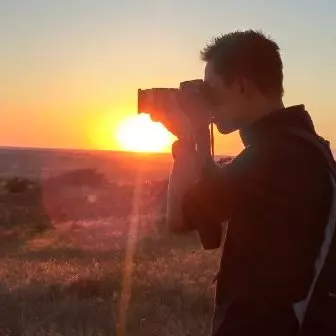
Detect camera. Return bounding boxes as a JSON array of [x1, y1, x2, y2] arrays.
[[137, 79, 216, 121]]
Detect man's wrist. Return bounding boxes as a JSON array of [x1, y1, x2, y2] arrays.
[[193, 126, 212, 165], [194, 127, 211, 153], [171, 138, 196, 160], [170, 125, 213, 173]]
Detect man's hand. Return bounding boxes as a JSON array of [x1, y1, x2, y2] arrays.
[[152, 86, 217, 237], [149, 87, 212, 143], [149, 90, 194, 141], [179, 80, 212, 135]]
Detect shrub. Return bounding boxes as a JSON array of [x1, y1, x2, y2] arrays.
[[47, 168, 109, 188], [4, 177, 30, 193]]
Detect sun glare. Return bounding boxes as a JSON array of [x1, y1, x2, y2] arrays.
[[116, 114, 172, 152]]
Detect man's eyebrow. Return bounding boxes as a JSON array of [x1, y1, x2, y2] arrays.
[[203, 80, 215, 89]]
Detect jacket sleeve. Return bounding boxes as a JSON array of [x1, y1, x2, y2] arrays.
[[181, 145, 267, 233], [166, 136, 222, 229], [182, 137, 331, 262], [182, 157, 239, 232]]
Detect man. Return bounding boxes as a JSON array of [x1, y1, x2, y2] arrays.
[[162, 30, 334, 335]]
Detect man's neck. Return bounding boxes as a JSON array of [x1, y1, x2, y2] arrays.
[[242, 98, 285, 130]]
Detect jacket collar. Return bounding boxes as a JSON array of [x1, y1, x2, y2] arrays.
[[239, 105, 316, 147]]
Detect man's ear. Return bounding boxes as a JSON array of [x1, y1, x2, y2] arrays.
[[240, 77, 255, 98], [233, 76, 246, 96]]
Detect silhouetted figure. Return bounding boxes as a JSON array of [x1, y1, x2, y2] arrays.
[[164, 30, 335, 336]]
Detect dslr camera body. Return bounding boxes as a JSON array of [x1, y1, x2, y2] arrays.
[[138, 79, 217, 131], [138, 79, 202, 114]]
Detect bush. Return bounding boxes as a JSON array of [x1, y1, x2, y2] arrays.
[[4, 177, 30, 193], [47, 168, 109, 188], [217, 157, 233, 166]]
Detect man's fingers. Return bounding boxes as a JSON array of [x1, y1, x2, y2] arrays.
[[147, 89, 195, 139], [150, 114, 160, 122]]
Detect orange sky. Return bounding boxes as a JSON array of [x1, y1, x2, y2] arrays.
[[1, 1, 335, 156]]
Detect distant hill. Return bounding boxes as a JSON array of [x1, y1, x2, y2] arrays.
[[0, 146, 231, 183], [0, 147, 171, 182], [0, 145, 334, 185]]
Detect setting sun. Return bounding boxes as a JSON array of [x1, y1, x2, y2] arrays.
[[116, 114, 173, 153]]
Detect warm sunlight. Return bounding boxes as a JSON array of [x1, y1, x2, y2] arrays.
[[116, 114, 173, 152]]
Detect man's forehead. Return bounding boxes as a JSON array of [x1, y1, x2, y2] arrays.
[[204, 62, 212, 81], [204, 61, 220, 86]]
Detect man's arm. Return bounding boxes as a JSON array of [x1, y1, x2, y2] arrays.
[[166, 128, 224, 249], [166, 139, 199, 234], [181, 153, 238, 251]]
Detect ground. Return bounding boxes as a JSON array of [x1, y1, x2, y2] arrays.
[[0, 214, 220, 336], [0, 149, 224, 336]]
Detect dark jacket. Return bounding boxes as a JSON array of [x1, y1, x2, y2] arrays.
[[182, 105, 333, 335]]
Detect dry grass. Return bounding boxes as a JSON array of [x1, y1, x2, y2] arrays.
[[0, 214, 220, 336]]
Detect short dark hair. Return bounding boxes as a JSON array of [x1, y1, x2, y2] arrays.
[[201, 30, 284, 97]]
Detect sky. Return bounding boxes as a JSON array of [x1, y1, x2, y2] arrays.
[[1, 0, 336, 156]]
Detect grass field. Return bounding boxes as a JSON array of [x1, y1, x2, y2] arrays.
[[0, 210, 220, 336], [0, 149, 223, 335]]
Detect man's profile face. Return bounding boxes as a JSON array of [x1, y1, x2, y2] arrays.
[[204, 61, 249, 134]]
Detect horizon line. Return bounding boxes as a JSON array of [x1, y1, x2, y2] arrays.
[[0, 145, 233, 157]]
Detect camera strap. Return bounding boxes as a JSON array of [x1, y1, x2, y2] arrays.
[[210, 121, 215, 159]]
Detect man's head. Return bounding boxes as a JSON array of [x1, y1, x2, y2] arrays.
[[201, 30, 284, 134]]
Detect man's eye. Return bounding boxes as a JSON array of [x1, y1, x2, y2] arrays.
[[201, 83, 220, 106]]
